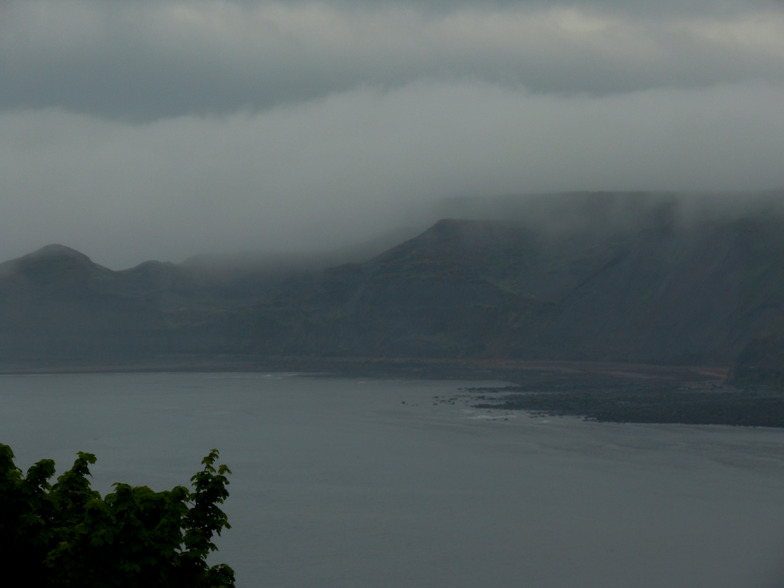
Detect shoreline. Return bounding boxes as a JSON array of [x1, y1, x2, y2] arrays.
[[464, 372, 784, 428], [6, 356, 779, 427], [0, 356, 730, 383]]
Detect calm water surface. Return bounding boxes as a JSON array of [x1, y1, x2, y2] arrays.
[[2, 372, 784, 587]]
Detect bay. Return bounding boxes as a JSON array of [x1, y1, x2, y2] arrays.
[[1, 372, 784, 587]]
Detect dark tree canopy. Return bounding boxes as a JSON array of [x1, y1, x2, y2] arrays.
[[0, 445, 234, 587]]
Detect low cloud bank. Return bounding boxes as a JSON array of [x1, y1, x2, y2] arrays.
[[2, 79, 783, 268]]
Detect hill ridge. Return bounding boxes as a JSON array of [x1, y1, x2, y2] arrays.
[[2, 193, 784, 386]]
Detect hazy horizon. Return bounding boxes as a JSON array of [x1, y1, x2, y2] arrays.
[[5, 188, 784, 271]]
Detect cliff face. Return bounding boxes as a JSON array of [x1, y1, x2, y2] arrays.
[[2, 193, 784, 376], [269, 211, 784, 365], [537, 221, 768, 363], [731, 315, 784, 389]]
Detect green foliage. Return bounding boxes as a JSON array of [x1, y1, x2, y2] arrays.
[[0, 445, 234, 587]]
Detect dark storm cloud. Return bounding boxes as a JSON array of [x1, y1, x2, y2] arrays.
[[1, 0, 782, 120], [1, 0, 783, 268]]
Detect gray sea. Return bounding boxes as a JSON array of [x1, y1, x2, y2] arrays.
[[2, 372, 784, 587]]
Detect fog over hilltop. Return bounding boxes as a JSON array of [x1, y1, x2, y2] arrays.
[[1, 0, 783, 268]]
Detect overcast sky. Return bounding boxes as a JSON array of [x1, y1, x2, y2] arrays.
[[2, 0, 783, 267]]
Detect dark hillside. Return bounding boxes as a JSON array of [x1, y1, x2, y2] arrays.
[[731, 314, 784, 389], [0, 246, 167, 363], [0, 245, 314, 366], [262, 219, 555, 357], [2, 192, 784, 382], [265, 206, 784, 366], [541, 219, 773, 363]]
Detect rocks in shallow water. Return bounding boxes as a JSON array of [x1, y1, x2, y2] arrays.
[[471, 376, 784, 428]]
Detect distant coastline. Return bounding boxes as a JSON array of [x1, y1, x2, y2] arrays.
[[3, 194, 784, 391], [0, 356, 727, 382], [7, 356, 779, 428]]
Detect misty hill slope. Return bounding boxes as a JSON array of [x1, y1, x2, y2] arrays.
[[264, 207, 784, 365], [543, 219, 779, 363], [2, 192, 784, 382], [0, 245, 318, 364], [267, 219, 552, 357], [0, 245, 165, 361], [268, 217, 624, 357]]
